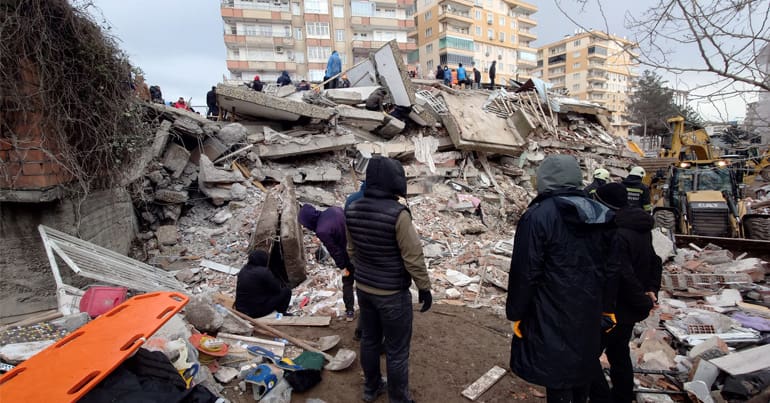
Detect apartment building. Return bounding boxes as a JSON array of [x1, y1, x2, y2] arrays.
[[221, 0, 416, 83], [409, 0, 538, 84], [534, 30, 638, 135]]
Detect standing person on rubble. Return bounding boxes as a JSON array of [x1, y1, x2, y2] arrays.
[[277, 70, 292, 87], [457, 63, 467, 89], [345, 156, 432, 403], [506, 155, 616, 403], [443, 65, 451, 86], [435, 65, 444, 82], [234, 250, 292, 318], [298, 204, 358, 322], [584, 168, 610, 199], [325, 50, 342, 89], [206, 86, 218, 118], [473, 67, 481, 89], [251, 75, 264, 92], [488, 60, 497, 89], [622, 166, 652, 212], [590, 183, 661, 403]]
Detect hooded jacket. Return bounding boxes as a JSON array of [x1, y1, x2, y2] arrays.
[[326, 51, 342, 77], [345, 156, 426, 292], [235, 251, 286, 317], [622, 175, 651, 211], [489, 61, 496, 79], [277, 71, 292, 86], [609, 207, 661, 323], [506, 155, 615, 389], [584, 178, 607, 198], [435, 66, 444, 81], [298, 205, 351, 270]]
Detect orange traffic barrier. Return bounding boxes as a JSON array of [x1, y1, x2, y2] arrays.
[[0, 291, 189, 402]]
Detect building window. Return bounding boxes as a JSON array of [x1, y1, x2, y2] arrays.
[[425, 10, 432, 21], [474, 43, 480, 51], [309, 69, 325, 81], [307, 46, 332, 61], [333, 5, 344, 17], [499, 32, 505, 42], [475, 10, 481, 20], [573, 72, 580, 79], [486, 13, 493, 24], [295, 27, 303, 40], [351, 0, 374, 16], [511, 34, 516, 43], [573, 51, 581, 58], [573, 62, 580, 68], [291, 2, 300, 15], [572, 83, 580, 91], [475, 26, 481, 36], [376, 8, 396, 18], [425, 27, 432, 37], [304, 0, 328, 14], [426, 43, 433, 53], [499, 16, 504, 26], [427, 60, 434, 69], [510, 20, 516, 29], [335, 29, 344, 42], [306, 22, 330, 38], [573, 39, 581, 46], [487, 28, 493, 39]]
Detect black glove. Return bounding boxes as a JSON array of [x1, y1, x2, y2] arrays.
[[418, 289, 432, 312]]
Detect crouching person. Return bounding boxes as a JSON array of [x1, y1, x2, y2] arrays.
[[234, 250, 291, 318], [345, 156, 432, 403]]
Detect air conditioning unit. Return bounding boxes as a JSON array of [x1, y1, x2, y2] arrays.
[[497, 54, 502, 60], [487, 19, 493, 25], [275, 46, 284, 54], [485, 52, 490, 57]]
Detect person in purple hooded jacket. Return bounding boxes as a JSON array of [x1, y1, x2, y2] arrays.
[[298, 204, 357, 321]]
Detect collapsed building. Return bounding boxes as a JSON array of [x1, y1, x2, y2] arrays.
[[2, 31, 769, 402]]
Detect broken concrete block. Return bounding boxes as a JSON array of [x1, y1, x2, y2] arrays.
[[461, 223, 487, 235], [639, 337, 677, 369], [190, 137, 229, 165], [690, 359, 720, 388], [704, 289, 742, 307], [636, 393, 675, 403], [439, 92, 526, 154], [248, 189, 280, 253], [0, 340, 55, 364], [699, 249, 733, 264], [279, 178, 306, 287], [296, 186, 337, 207], [683, 380, 714, 403], [336, 107, 386, 132], [147, 170, 165, 185], [175, 268, 196, 283], [199, 182, 232, 206], [712, 258, 765, 282], [652, 228, 675, 261], [211, 210, 232, 224], [151, 120, 172, 158], [377, 117, 406, 138], [153, 314, 192, 341], [216, 85, 334, 122], [162, 143, 191, 178], [154, 189, 189, 204], [216, 123, 248, 147], [688, 336, 729, 360], [156, 225, 179, 246], [198, 155, 243, 184], [230, 182, 247, 200], [184, 294, 224, 334], [446, 269, 476, 287], [172, 117, 204, 136], [324, 86, 380, 105], [50, 312, 90, 332], [220, 313, 253, 336], [257, 134, 357, 159], [294, 166, 342, 182], [445, 288, 462, 300], [162, 204, 182, 221], [423, 243, 445, 258], [214, 366, 240, 384]]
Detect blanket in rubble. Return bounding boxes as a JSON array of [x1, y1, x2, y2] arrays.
[[79, 348, 218, 403]]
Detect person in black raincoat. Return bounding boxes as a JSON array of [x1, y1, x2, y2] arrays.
[[506, 155, 616, 403], [590, 183, 662, 403]]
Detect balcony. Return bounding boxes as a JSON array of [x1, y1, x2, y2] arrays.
[[518, 58, 537, 66], [518, 28, 536, 40], [503, 0, 538, 14], [352, 40, 417, 55], [351, 15, 410, 29], [226, 59, 299, 72], [516, 14, 537, 27], [438, 8, 473, 25], [439, 0, 474, 7], [221, 6, 292, 22], [224, 34, 295, 48], [587, 85, 608, 93], [407, 29, 418, 39]]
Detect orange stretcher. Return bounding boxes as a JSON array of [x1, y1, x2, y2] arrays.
[[0, 291, 188, 402]]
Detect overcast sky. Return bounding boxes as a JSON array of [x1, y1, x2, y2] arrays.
[[87, 0, 750, 121]]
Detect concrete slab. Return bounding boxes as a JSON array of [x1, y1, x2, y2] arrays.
[[162, 143, 191, 178], [255, 166, 342, 183], [257, 134, 356, 159], [439, 92, 527, 154], [373, 40, 417, 108], [248, 188, 281, 253], [345, 60, 378, 88], [172, 117, 204, 137], [216, 85, 333, 122], [190, 137, 229, 165], [154, 189, 189, 204], [279, 178, 306, 287], [324, 87, 380, 105], [198, 155, 244, 184], [151, 120, 172, 158], [336, 107, 386, 132], [377, 117, 405, 137]]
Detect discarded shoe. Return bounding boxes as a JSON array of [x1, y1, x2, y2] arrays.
[[346, 310, 355, 322], [363, 378, 387, 402], [245, 364, 278, 401], [247, 345, 304, 371]]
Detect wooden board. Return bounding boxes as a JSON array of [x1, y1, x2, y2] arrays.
[[461, 365, 507, 401], [708, 344, 770, 375], [256, 315, 331, 327]]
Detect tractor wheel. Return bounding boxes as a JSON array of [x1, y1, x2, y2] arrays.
[[760, 166, 770, 182], [653, 210, 676, 232], [744, 216, 770, 240]]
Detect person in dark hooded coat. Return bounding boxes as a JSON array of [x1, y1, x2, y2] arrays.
[[506, 155, 616, 403], [234, 250, 291, 318], [590, 183, 661, 403], [277, 70, 292, 86], [298, 204, 356, 320], [345, 156, 432, 403]]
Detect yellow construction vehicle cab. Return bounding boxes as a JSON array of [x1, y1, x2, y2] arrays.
[[651, 160, 770, 241], [659, 116, 719, 161]]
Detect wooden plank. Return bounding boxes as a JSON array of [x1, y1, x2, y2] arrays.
[[461, 365, 507, 401], [708, 344, 770, 375], [200, 259, 240, 275], [256, 315, 331, 327]]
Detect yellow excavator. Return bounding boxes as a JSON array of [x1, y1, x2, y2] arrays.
[[639, 117, 770, 247]]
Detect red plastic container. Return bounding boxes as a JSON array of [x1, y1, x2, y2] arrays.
[[79, 286, 128, 317]]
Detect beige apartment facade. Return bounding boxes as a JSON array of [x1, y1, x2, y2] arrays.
[[409, 0, 538, 84], [221, 0, 416, 84], [534, 30, 638, 135]]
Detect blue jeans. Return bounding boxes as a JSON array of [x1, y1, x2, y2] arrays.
[[357, 288, 413, 403]]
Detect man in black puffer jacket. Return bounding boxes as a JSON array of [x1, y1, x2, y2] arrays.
[[345, 156, 431, 403], [591, 182, 662, 403], [507, 155, 616, 403]]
